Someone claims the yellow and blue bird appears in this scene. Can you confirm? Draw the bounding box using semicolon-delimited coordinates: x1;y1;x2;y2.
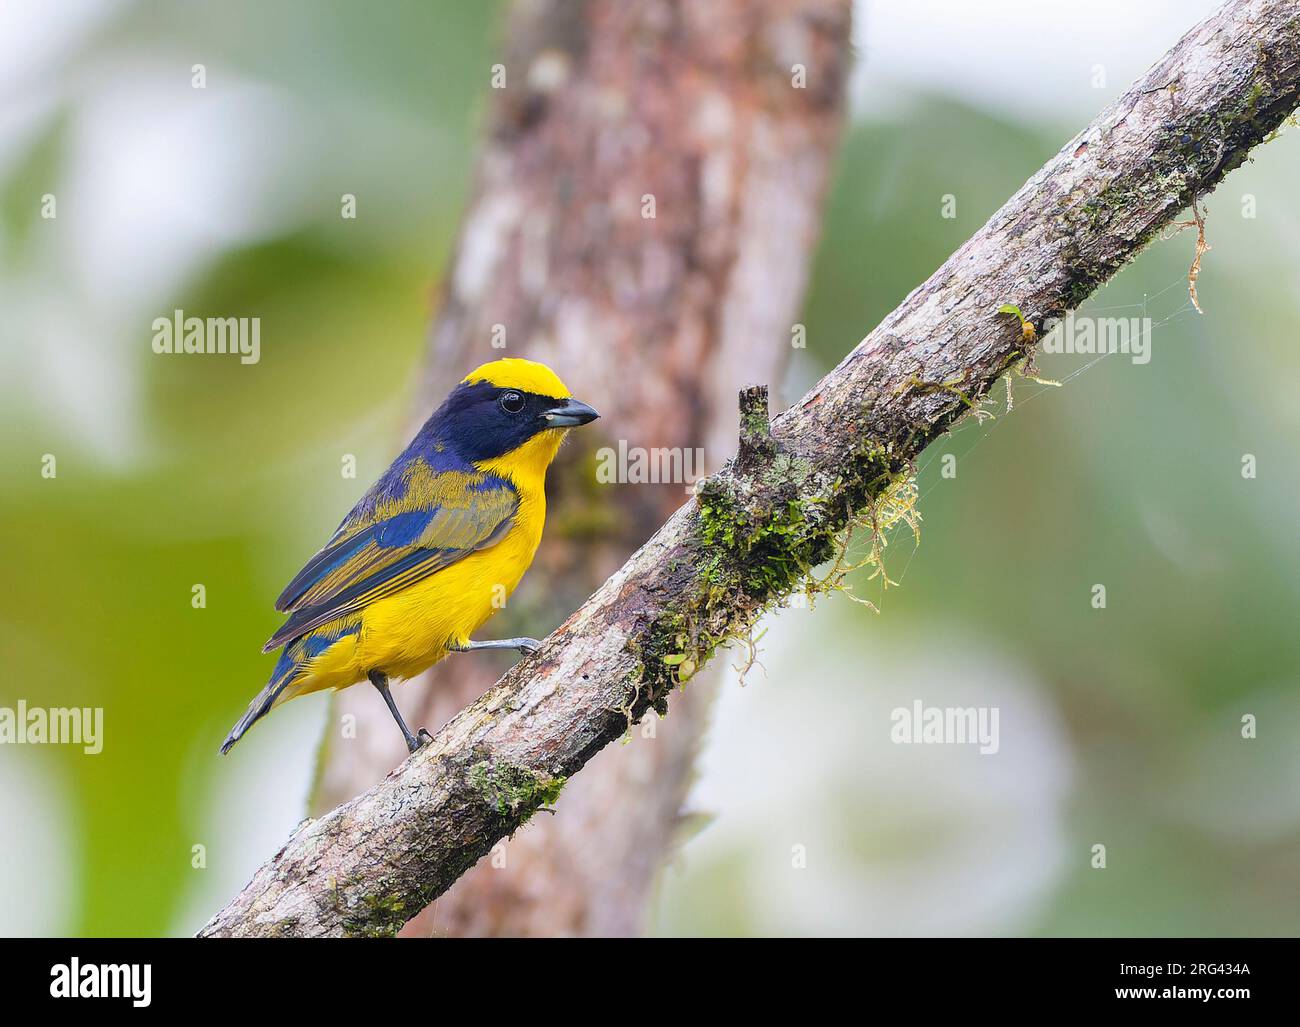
220;358;599;755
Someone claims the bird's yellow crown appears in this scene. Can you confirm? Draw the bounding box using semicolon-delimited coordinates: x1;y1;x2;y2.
463;358;571;399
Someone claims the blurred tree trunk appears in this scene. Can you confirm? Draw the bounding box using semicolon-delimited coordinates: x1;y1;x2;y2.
311;0;850;936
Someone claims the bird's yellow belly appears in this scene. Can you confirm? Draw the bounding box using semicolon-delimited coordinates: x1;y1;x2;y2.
283;515;542;700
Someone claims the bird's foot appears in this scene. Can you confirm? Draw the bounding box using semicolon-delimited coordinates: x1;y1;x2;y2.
447;636;543;657
406;728;434;754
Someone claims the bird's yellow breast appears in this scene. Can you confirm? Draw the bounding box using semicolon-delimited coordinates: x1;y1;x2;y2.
280;429;564;701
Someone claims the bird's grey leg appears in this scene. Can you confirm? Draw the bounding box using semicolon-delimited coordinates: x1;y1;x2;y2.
447;637;542;656
368;670;432;753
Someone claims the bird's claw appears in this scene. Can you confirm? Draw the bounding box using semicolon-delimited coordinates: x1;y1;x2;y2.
407;728;434;754
517;638;542;655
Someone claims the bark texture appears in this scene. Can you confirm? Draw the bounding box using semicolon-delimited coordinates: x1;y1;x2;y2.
203;0;1300;938
310;0;852;936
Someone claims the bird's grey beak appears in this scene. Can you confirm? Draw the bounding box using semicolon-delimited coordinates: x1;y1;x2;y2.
543;398;600;427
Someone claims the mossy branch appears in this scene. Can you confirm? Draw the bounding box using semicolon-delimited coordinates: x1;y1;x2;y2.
737;385;776;470
200;0;1300;938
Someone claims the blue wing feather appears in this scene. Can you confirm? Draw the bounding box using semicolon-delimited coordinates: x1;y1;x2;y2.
264;454;518;653
274;508;439;612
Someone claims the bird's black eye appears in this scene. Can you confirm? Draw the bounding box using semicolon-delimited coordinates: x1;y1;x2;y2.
499;390;525;414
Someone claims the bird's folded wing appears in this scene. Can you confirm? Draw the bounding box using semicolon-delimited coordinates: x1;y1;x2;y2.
263;473;518;653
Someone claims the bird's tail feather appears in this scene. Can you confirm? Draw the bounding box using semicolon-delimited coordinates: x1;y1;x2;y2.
220;687;279;754
223;618;361;754
220;658;302;754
